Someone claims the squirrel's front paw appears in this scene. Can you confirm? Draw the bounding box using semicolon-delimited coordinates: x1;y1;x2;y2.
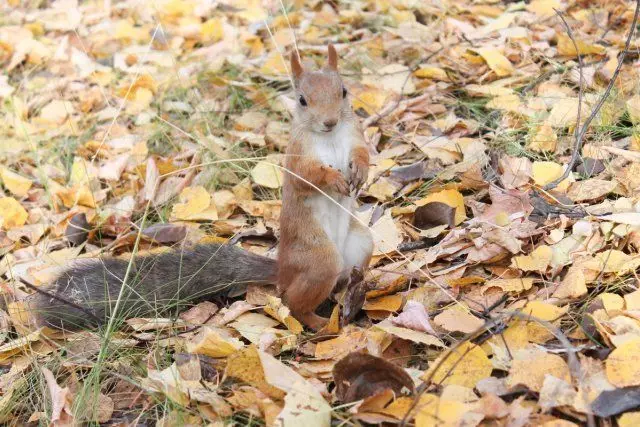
324;167;349;195
349;159;369;192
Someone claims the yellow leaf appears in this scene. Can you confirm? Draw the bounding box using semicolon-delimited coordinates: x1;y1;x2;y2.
250;161;283;189
225;346;285;399
506;347;570;392
260;51;288;76
201;17;224;42
434;306;484;334
264;295;303;334
117;74;157;99
553;267;587;299
367;177;397;201
363;294;403;312
235;0;267;22
371;210;402;256
422;342;492;388
546;98;590;128
0;331;40;362
315;328;368;359
519;301;568;344
414;65;449;81
526;0;561;17
0;197;28;230
126;87;153;114
171;186;218;221
606;338;640;387
626;95;640;125
557;34;606;56
39;100;74;125
619;412;640;427
486;94;521;112
482;278;535;294
114;20;149;43
599;293;624;313
583;250;632;274
187;326;244;358
510;245;552;272
69;157;92;185
528;124;557;152
531;161;569;190
352;86;390;115
1;168;32;197
415;394;472;427
624;290;640;310
473;47;515;77
415;189;466;225
466;84;514;97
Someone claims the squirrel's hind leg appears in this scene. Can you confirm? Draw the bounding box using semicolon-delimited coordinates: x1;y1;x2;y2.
278;246;341;330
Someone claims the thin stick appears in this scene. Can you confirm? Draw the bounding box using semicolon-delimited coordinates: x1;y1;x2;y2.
544;0;640;190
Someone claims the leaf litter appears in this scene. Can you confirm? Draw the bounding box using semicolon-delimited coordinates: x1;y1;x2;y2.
0;0;640;425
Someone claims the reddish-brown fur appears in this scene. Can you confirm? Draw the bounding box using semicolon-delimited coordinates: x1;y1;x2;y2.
277;45;372;330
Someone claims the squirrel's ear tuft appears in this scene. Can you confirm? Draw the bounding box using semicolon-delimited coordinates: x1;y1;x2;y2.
291;50;304;80
327;44;338;70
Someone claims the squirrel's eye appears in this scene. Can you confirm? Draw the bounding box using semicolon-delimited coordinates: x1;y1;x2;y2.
342;87;347;98
299;95;307;107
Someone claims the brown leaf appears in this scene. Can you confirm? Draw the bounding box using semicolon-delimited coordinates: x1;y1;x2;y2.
333;352;415;402
64;213;90;246
414;201;455;229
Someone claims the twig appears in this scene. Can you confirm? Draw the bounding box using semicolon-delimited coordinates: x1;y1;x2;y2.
544;0;640;190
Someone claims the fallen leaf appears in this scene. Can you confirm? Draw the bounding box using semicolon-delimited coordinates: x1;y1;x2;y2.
415;189;466;225
422;342;492;388
186;326;244;358
506;347;571;392
371;210;402;255
510;245;552;272
473;47;515;77
606;338;640;387
0;197;28;229
434;306;484;334
251;161;283;189
414;202;455;229
390;300;437;335
171;186;218;221
557;34;606;56
567;179;616;202
0;168;32;197
333;352;414;402
482;278;535;294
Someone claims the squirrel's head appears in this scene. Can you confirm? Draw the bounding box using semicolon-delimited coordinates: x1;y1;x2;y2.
290;44;349;134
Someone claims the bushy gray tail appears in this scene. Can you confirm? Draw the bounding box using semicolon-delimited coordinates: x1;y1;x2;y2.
27;244;277;330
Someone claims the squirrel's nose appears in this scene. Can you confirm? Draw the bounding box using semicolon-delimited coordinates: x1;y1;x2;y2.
323;119;337;129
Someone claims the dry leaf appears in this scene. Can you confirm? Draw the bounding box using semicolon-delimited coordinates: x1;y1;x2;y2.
422;342;492;388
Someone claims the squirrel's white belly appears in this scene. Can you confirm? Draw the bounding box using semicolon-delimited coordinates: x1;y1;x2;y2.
306;125;356;263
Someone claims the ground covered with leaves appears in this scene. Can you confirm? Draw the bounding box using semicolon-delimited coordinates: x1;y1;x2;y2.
1;0;640;425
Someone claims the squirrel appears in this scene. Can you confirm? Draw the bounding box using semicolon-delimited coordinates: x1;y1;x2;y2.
27;44;372;331
276;44;373;330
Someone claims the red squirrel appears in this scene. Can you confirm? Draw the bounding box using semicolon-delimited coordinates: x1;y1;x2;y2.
27;45;372;331
277;45;373;330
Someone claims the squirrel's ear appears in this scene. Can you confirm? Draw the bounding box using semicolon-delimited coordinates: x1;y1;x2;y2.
327;43;338;70
290;50;303;80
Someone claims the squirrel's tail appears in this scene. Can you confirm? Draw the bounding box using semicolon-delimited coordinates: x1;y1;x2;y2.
27;244;277;330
